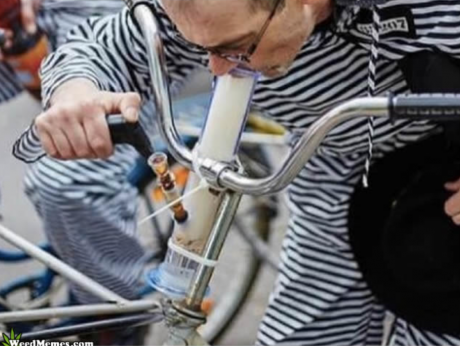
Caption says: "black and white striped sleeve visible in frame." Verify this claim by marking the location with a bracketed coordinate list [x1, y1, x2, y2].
[40, 4, 205, 107]
[14, 1, 207, 162]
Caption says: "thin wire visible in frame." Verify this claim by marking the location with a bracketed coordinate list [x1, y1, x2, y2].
[137, 179, 208, 226]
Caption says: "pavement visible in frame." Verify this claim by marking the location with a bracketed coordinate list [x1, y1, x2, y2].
[0, 90, 288, 345]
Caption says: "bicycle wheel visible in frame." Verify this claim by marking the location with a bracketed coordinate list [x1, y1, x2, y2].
[139, 144, 277, 344]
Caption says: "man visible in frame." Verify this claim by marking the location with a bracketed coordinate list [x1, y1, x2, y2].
[13, 0, 460, 344]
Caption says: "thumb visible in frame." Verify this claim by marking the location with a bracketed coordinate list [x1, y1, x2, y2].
[21, 0, 37, 34]
[445, 177, 460, 192]
[99, 91, 141, 123]
[118, 92, 141, 123]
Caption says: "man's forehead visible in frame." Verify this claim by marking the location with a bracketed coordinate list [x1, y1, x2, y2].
[161, 0, 261, 46]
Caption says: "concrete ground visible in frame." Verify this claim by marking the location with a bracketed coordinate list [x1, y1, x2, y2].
[0, 92, 288, 345]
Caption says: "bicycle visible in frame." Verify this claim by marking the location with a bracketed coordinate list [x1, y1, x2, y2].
[1, 1, 459, 345]
[0, 92, 287, 344]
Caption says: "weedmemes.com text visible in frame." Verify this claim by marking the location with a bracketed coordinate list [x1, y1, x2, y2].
[2, 329, 93, 346]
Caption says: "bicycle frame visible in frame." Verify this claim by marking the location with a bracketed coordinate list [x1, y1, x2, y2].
[1, 1, 460, 345]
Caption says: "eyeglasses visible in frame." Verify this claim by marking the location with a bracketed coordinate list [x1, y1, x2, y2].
[176, 0, 282, 64]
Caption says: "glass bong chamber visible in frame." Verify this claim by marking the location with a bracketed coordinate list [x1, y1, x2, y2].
[148, 68, 258, 307]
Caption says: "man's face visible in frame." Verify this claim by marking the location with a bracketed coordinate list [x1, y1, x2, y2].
[162, 0, 318, 78]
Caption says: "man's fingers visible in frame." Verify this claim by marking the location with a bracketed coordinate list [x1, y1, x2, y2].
[52, 130, 77, 159]
[62, 121, 96, 158]
[119, 93, 141, 122]
[35, 124, 58, 158]
[84, 111, 113, 158]
[20, 0, 37, 34]
[99, 92, 141, 123]
[36, 87, 141, 160]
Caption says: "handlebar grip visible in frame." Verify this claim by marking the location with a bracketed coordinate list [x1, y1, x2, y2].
[390, 94, 460, 121]
[106, 114, 153, 159]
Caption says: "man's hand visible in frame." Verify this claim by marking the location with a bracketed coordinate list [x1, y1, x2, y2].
[444, 177, 460, 224]
[35, 78, 141, 160]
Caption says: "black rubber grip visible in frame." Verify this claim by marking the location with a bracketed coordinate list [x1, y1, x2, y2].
[106, 114, 153, 159]
[390, 94, 460, 121]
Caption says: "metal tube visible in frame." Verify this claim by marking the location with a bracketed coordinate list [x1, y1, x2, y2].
[133, 5, 194, 169]
[0, 224, 127, 304]
[185, 192, 243, 310]
[21, 313, 162, 341]
[0, 300, 160, 323]
[215, 97, 390, 195]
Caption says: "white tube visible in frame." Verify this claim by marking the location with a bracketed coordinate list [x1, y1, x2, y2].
[149, 69, 258, 298]
[177, 68, 258, 245]
[199, 69, 258, 162]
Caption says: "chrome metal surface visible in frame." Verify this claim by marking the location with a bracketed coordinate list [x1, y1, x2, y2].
[0, 300, 160, 323]
[186, 192, 243, 310]
[217, 98, 390, 195]
[0, 224, 127, 304]
[134, 5, 194, 169]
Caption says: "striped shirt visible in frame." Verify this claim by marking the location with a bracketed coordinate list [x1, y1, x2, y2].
[13, 0, 460, 344]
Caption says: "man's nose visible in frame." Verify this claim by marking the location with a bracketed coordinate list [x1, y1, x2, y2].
[208, 54, 238, 76]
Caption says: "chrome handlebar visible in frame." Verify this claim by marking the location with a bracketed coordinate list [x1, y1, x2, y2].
[127, 3, 460, 196]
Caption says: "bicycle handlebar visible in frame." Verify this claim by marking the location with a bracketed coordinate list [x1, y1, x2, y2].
[390, 94, 460, 121]
[124, 4, 460, 196]
[106, 115, 153, 159]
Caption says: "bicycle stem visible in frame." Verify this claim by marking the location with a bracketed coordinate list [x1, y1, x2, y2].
[185, 191, 243, 309]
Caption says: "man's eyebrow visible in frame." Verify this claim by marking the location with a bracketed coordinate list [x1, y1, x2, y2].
[204, 31, 256, 51]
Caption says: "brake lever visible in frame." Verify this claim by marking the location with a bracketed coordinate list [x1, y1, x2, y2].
[106, 115, 154, 159]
